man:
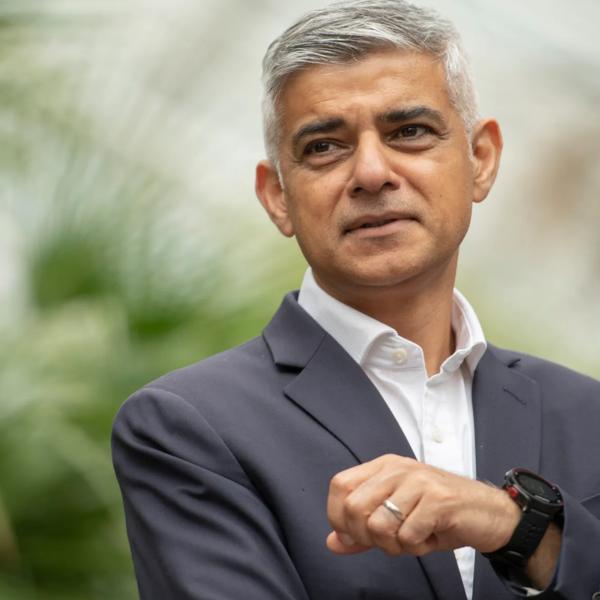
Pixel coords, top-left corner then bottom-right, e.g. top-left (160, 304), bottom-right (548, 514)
top-left (112, 1), bottom-right (600, 599)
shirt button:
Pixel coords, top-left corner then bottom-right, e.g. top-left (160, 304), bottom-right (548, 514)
top-left (431, 427), bottom-right (444, 443)
top-left (392, 348), bottom-right (408, 364)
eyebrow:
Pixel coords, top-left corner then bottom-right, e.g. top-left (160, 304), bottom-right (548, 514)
top-left (378, 106), bottom-right (447, 129)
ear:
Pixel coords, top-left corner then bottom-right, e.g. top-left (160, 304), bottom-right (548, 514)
top-left (255, 160), bottom-right (294, 237)
top-left (470, 119), bottom-right (503, 204)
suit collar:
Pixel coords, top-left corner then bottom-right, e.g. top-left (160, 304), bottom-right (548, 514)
top-left (263, 292), bottom-right (327, 369)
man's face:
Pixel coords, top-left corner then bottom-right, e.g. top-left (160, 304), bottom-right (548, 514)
top-left (257, 50), bottom-right (499, 300)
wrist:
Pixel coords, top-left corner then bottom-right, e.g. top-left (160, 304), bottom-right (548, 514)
top-left (474, 478), bottom-right (521, 552)
top-left (494, 486), bottom-right (522, 549)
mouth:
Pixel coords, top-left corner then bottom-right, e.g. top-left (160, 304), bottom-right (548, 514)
top-left (343, 213), bottom-right (418, 237)
top-left (355, 217), bottom-right (399, 229)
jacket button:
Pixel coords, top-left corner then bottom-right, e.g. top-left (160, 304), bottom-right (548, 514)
top-left (591, 592), bottom-right (600, 600)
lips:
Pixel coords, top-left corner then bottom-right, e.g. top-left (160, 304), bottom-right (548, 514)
top-left (358, 218), bottom-right (398, 229)
top-left (343, 212), bottom-right (418, 235)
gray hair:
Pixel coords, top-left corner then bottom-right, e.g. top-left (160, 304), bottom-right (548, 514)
top-left (261, 0), bottom-right (479, 168)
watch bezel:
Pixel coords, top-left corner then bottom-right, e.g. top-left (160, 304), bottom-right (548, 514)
top-left (506, 468), bottom-right (564, 516)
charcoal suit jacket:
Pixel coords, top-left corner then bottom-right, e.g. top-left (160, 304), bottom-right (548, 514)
top-left (112, 292), bottom-right (600, 600)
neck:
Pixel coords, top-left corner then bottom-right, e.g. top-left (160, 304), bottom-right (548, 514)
top-left (314, 262), bottom-right (457, 377)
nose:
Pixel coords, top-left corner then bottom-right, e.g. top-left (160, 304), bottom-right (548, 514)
top-left (348, 134), bottom-right (401, 197)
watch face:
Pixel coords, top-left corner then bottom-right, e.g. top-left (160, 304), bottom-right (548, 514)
top-left (516, 471), bottom-right (561, 502)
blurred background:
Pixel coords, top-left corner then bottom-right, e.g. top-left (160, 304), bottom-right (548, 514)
top-left (0, 0), bottom-right (598, 598)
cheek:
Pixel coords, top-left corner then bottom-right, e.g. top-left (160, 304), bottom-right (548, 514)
top-left (287, 176), bottom-right (342, 225)
top-left (413, 160), bottom-right (474, 241)
top-left (421, 154), bottom-right (473, 204)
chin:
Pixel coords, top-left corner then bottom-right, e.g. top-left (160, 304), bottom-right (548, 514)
top-left (340, 262), bottom-right (424, 288)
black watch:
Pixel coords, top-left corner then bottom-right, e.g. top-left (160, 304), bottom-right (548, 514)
top-left (484, 468), bottom-right (563, 585)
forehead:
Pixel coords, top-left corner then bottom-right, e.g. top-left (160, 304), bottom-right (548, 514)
top-left (277, 50), bottom-right (455, 136)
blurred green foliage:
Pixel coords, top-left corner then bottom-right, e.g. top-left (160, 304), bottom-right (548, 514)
top-left (0, 2), bottom-right (304, 598)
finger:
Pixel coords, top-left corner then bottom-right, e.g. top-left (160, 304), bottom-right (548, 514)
top-left (327, 458), bottom-right (388, 533)
top-left (340, 476), bottom-right (399, 547)
top-left (381, 498), bottom-right (406, 523)
top-left (326, 530), bottom-right (371, 555)
top-left (366, 490), bottom-right (421, 553)
top-left (395, 498), bottom-right (441, 556)
top-left (328, 455), bottom-right (421, 546)
top-left (333, 456), bottom-right (419, 545)
top-left (365, 503), bottom-right (405, 555)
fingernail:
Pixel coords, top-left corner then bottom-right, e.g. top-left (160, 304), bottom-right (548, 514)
top-left (338, 532), bottom-right (356, 546)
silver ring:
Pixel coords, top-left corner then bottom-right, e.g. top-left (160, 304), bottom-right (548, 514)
top-left (382, 499), bottom-right (405, 522)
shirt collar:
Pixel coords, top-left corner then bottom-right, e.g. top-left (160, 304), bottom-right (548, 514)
top-left (297, 268), bottom-right (487, 376)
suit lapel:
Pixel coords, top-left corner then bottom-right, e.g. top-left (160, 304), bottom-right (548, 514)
top-left (264, 293), bottom-right (414, 462)
top-left (471, 346), bottom-right (542, 600)
top-left (284, 333), bottom-right (415, 462)
top-left (264, 294), bottom-right (467, 600)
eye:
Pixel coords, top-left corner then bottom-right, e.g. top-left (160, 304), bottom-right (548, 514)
top-left (304, 140), bottom-right (336, 155)
top-left (387, 124), bottom-right (440, 151)
top-left (395, 124), bottom-right (433, 139)
top-left (300, 139), bottom-right (350, 167)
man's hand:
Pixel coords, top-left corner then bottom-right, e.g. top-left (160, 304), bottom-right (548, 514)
top-left (326, 454), bottom-right (520, 557)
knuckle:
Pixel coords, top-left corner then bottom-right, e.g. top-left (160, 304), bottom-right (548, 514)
top-left (381, 453), bottom-right (408, 467)
top-left (343, 494), bottom-right (365, 516)
top-left (397, 527), bottom-right (420, 548)
top-left (430, 483), bottom-right (452, 502)
top-left (380, 470), bottom-right (402, 488)
top-left (330, 472), bottom-right (353, 494)
top-left (368, 513), bottom-right (397, 537)
top-left (433, 489), bottom-right (458, 517)
top-left (413, 469), bottom-right (431, 487)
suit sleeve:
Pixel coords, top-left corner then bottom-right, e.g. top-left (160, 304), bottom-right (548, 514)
top-left (496, 490), bottom-right (600, 599)
top-left (542, 489), bottom-right (600, 599)
top-left (111, 386), bottom-right (310, 600)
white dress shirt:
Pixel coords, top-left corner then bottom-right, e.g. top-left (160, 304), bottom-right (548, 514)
top-left (297, 268), bottom-right (487, 600)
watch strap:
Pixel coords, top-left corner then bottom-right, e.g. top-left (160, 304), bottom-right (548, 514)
top-left (484, 506), bottom-right (550, 569)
